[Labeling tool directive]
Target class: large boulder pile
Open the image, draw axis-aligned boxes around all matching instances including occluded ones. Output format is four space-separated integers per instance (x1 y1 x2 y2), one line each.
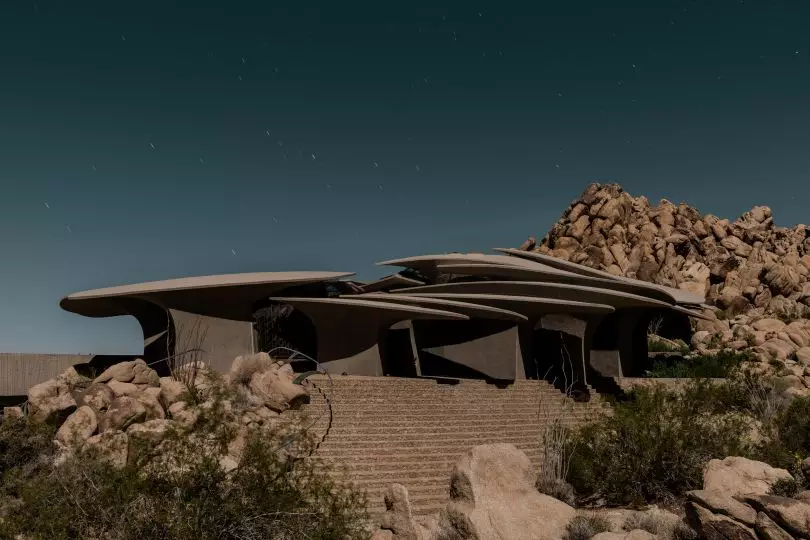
3 354 310 470
524 182 810 371
685 456 810 539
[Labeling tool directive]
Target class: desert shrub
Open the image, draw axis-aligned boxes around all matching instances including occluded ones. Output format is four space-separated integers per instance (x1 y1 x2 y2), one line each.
623 512 697 540
567 380 753 506
0 399 369 539
647 350 750 379
537 477 575 506
754 395 810 473
563 513 611 540
647 337 689 355
0 417 56 479
769 477 801 498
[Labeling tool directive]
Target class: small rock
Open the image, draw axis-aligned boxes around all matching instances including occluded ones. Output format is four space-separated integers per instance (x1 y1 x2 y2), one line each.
78 383 115 412
107 380 141 397
687 490 757 526
55 406 98 448
83 430 128 469
99 396 146 432
158 377 187 408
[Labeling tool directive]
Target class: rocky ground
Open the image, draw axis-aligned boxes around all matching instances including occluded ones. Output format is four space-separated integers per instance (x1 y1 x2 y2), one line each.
4 354 310 472
520 183 810 394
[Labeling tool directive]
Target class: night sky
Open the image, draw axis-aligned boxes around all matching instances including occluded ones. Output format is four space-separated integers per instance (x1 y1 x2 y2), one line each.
1 1 808 355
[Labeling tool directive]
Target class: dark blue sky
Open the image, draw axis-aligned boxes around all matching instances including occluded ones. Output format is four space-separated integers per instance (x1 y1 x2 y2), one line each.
1 1 808 354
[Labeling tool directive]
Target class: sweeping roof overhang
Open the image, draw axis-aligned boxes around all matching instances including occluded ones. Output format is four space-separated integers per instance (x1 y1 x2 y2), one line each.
357 273 425 293
395 280 674 310
356 292 529 322
267 296 469 321
60 271 355 321
434 263 680 305
494 248 706 305
398 293 615 316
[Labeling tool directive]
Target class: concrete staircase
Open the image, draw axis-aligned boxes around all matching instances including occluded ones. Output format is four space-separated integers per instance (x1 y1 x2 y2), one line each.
298 375 606 516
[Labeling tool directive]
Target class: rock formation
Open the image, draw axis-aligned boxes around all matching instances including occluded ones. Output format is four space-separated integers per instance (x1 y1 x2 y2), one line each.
685 456 808 539
12 353 310 471
525 183 810 378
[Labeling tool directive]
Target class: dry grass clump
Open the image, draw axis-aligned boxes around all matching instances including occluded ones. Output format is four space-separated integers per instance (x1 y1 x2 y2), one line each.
562 513 611 540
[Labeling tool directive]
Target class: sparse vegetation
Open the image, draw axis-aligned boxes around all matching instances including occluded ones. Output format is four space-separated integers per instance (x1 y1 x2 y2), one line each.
0 392 369 539
563 513 611 540
647 350 751 379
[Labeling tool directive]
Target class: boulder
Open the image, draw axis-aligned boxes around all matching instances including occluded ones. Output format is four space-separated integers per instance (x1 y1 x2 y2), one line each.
752 318 787 333
592 532 656 540
2 406 24 421
740 494 810 539
127 419 174 446
248 363 309 412
83 430 128 469
436 443 575 540
703 457 793 498
77 383 115 412
107 380 141 397
686 490 756 526
99 396 146 432
158 377 187 408
796 347 810 365
376 484 430 540
134 391 166 421
685 502 757 540
27 377 77 424
754 511 793 540
94 359 149 384
55 406 98 448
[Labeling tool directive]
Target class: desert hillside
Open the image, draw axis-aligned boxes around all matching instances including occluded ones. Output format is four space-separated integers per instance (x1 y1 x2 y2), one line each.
520 183 810 375
526 183 809 318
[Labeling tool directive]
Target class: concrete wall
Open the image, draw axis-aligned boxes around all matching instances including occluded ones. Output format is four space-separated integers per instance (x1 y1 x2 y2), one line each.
0 353 92 396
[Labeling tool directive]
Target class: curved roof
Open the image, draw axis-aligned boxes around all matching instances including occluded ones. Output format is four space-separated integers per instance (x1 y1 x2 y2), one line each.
268 297 469 322
61 271 355 321
494 247 706 305
376 253 548 273
434 263 681 305
400 293 615 316
395 280 674 310
356 292 528 322
358 273 424 293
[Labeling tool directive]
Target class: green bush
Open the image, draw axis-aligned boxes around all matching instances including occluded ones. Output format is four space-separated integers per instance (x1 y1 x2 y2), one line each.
0 402 370 539
567 379 754 506
647 350 751 379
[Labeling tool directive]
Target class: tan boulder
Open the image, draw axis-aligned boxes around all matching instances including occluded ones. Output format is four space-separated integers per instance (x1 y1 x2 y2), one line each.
592 532 656 540
99 396 147 432
796 347 810 365
127 418 174 446
753 318 788 332
763 265 801 297
436 443 575 540
687 490 756 526
248 363 309 412
376 484 432 540
55 406 98 448
2 406 24 420
703 457 793 498
229 352 276 385
27 377 77 424
83 430 128 469
134 390 166 421
755 511 793 540
94 359 148 384
107 380 141 397
77 382 115 412
685 502 757 540
740 494 810 539
158 377 187 408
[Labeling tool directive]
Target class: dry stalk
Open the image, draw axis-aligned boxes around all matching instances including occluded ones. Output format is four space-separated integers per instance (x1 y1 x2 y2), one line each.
647 314 664 336
167 314 210 396
536 332 578 501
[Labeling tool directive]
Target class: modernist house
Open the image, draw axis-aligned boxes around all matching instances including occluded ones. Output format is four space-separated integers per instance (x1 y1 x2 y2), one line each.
58 248 708 399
